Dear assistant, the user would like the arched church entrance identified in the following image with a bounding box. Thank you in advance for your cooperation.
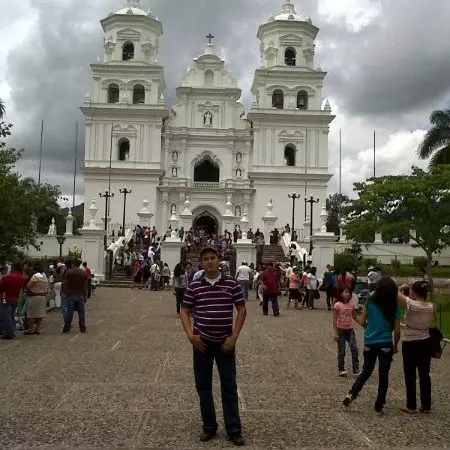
[193,211,219,236]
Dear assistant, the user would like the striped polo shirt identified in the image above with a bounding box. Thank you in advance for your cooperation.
[182,273,245,342]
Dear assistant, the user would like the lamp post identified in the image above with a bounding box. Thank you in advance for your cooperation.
[119,187,132,237]
[99,189,114,249]
[305,195,320,254]
[56,235,66,259]
[288,193,301,242]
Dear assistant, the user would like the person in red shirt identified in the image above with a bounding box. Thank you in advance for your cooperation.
[0,262,25,339]
[260,262,280,317]
[82,262,92,299]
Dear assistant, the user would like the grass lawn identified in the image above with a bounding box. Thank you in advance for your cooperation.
[435,295,450,338]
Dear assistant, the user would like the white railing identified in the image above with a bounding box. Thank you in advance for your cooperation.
[108,227,133,262]
[281,232,308,262]
[192,182,222,189]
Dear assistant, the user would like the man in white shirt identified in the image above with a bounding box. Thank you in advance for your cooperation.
[235,261,252,301]
[147,247,155,265]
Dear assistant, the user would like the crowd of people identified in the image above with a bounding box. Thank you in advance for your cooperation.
[0,259,94,339]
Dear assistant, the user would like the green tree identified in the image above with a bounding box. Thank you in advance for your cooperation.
[343,166,450,299]
[0,114,62,258]
[326,193,349,235]
[418,109,450,168]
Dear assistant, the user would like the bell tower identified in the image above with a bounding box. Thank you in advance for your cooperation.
[81,0,167,230]
[248,0,334,229]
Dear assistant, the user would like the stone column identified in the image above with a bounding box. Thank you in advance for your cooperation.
[374,231,383,244]
[167,213,180,241]
[261,199,278,245]
[310,205,336,278]
[160,240,185,276]
[79,199,106,280]
[136,197,154,227]
[222,194,235,233]
[65,209,74,236]
[47,217,57,236]
[179,196,193,231]
[339,219,347,243]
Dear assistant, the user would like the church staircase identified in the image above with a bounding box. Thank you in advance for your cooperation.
[262,245,289,265]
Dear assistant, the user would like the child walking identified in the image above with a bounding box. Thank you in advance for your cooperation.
[333,287,360,376]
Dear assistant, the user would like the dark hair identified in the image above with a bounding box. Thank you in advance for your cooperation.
[11,262,22,272]
[174,263,184,278]
[310,267,317,275]
[33,263,44,274]
[411,280,428,300]
[371,277,398,328]
[82,261,87,267]
[338,286,352,301]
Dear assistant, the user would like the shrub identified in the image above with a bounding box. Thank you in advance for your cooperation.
[413,256,427,270]
[391,258,401,271]
[334,251,357,272]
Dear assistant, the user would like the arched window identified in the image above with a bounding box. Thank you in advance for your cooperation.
[297,90,308,110]
[284,144,296,167]
[123,42,135,61]
[108,83,119,104]
[205,70,214,86]
[272,89,284,109]
[118,138,130,161]
[285,47,296,66]
[194,158,219,182]
[133,84,145,104]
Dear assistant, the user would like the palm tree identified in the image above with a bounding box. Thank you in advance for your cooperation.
[0,99,5,119]
[418,109,450,168]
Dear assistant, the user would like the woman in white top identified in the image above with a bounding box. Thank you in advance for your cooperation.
[397,280,435,414]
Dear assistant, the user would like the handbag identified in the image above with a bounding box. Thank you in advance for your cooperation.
[429,327,446,359]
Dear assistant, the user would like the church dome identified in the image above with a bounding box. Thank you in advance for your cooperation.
[114,1,150,17]
[271,1,307,23]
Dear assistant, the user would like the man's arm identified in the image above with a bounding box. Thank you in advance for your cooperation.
[333,308,339,341]
[180,289,205,353]
[222,303,247,352]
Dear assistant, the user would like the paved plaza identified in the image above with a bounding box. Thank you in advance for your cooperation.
[1,288,450,449]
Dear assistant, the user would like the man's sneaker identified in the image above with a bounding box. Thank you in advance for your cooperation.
[228,434,245,446]
[343,394,355,407]
[200,431,217,442]
[339,371,348,377]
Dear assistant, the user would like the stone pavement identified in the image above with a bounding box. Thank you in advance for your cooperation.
[1,289,450,450]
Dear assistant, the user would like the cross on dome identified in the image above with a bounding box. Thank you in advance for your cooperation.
[282,0,297,15]
[206,33,215,44]
[126,0,140,7]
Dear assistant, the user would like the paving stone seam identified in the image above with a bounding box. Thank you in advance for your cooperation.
[336,411,376,449]
[52,384,78,411]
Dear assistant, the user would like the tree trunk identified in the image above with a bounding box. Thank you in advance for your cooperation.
[426,252,434,302]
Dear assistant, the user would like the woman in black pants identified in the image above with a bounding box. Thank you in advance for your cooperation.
[173,263,187,316]
[397,281,435,414]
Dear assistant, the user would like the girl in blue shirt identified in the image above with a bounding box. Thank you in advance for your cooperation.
[343,277,401,415]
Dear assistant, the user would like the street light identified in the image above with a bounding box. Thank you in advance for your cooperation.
[119,187,132,237]
[99,189,114,249]
[56,235,66,259]
[288,193,301,242]
[305,195,320,255]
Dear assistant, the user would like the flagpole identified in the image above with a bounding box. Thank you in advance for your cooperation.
[304,128,308,220]
[373,130,376,178]
[38,120,44,186]
[72,121,79,208]
[339,128,342,195]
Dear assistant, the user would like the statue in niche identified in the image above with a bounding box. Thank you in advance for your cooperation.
[235,206,241,217]
[236,168,242,178]
[172,151,178,162]
[171,204,177,215]
[203,111,213,125]
[171,166,178,177]
[236,152,242,164]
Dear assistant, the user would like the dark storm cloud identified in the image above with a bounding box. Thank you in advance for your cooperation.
[323,0,450,117]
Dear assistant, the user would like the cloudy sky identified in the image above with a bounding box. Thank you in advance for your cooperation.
[1,0,450,205]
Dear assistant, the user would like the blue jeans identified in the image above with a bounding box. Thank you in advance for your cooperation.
[64,295,86,332]
[193,340,241,436]
[337,328,359,372]
[350,344,393,411]
[238,280,249,301]
[2,302,17,336]
[61,293,68,322]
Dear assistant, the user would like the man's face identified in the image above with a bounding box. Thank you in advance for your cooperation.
[201,252,220,273]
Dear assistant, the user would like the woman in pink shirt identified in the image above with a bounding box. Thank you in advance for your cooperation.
[287,267,301,310]
[333,287,360,377]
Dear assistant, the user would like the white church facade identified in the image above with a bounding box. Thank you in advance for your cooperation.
[82,0,334,236]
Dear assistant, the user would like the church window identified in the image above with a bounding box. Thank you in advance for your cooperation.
[272,90,284,109]
[123,42,135,61]
[194,157,219,183]
[235,206,242,217]
[133,84,145,104]
[205,70,214,86]
[297,90,308,110]
[284,144,296,167]
[285,47,296,66]
[118,138,130,161]
[108,83,119,104]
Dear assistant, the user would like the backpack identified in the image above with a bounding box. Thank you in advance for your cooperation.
[429,327,446,359]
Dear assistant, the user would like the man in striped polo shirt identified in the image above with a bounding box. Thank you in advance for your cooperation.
[181,247,247,446]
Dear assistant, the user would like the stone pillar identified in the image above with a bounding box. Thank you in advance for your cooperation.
[310,205,336,278]
[222,194,235,233]
[79,199,106,280]
[238,212,250,241]
[160,240,185,275]
[167,213,180,241]
[234,241,257,267]
[261,199,278,245]
[339,219,347,243]
[65,209,74,236]
[136,197,154,227]
[47,217,57,236]
[374,231,383,244]
[409,229,416,245]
